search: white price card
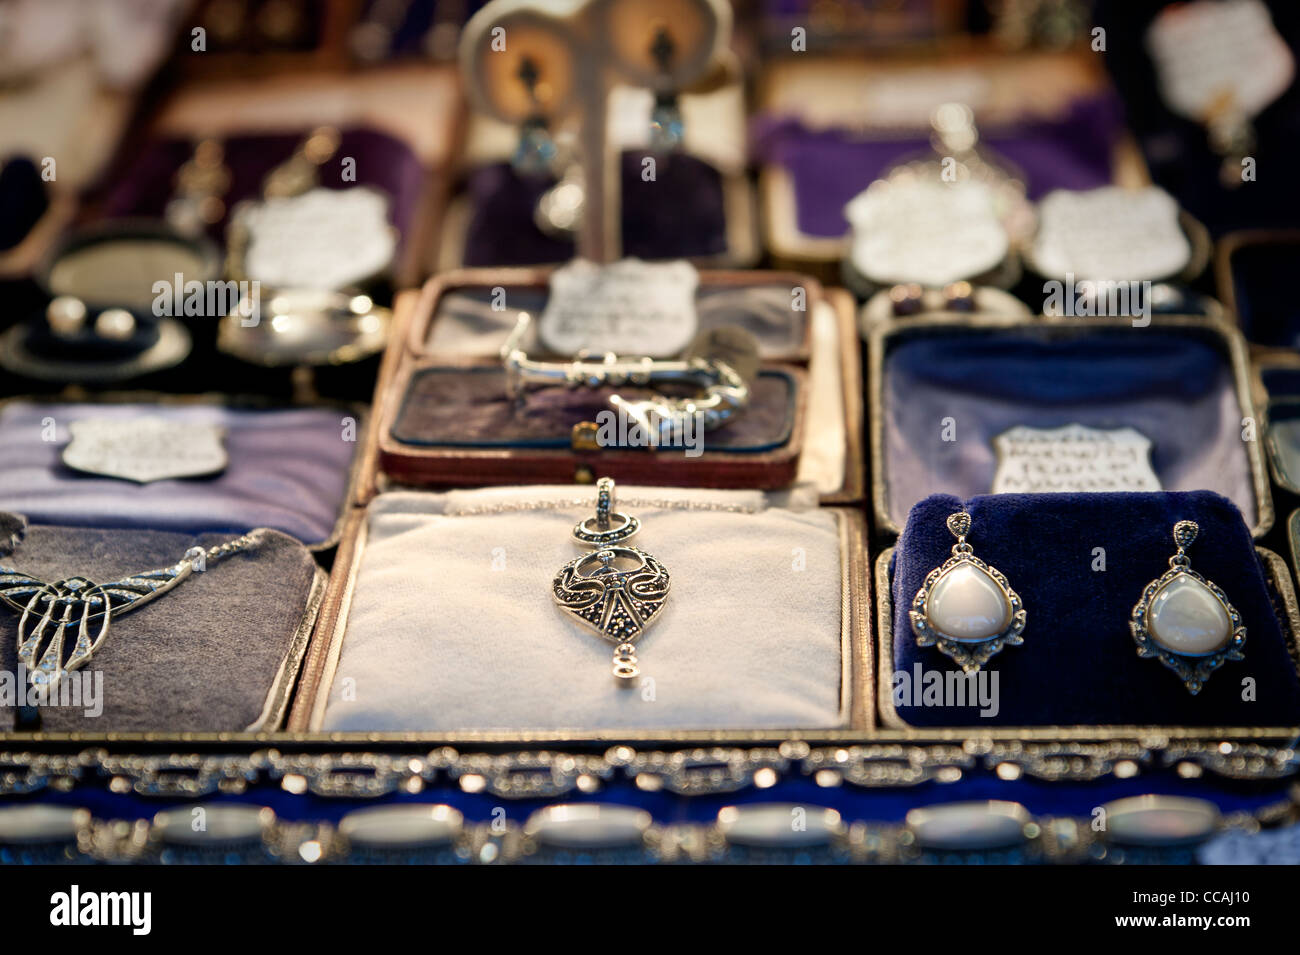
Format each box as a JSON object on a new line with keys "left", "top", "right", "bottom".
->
{"left": 846, "top": 179, "right": 1009, "bottom": 287}
{"left": 240, "top": 186, "right": 396, "bottom": 290}
{"left": 992, "top": 424, "right": 1161, "bottom": 494}
{"left": 539, "top": 258, "right": 700, "bottom": 358}
{"left": 1146, "top": 0, "right": 1294, "bottom": 121}
{"left": 1031, "top": 186, "right": 1191, "bottom": 281}
{"left": 63, "top": 417, "right": 227, "bottom": 483}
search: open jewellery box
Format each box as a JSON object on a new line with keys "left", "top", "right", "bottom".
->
{"left": 288, "top": 485, "right": 873, "bottom": 738}
{"left": 752, "top": 48, "right": 1148, "bottom": 280}
{"left": 876, "top": 490, "right": 1300, "bottom": 735}
{"left": 368, "top": 267, "right": 864, "bottom": 502}
{"left": 868, "top": 312, "right": 1300, "bottom": 740}
{"left": 1216, "top": 229, "right": 1300, "bottom": 357}
{"left": 441, "top": 81, "right": 758, "bottom": 270}
{"left": 96, "top": 65, "right": 465, "bottom": 289}
{"left": 868, "top": 313, "right": 1273, "bottom": 539}
{"left": 0, "top": 393, "right": 371, "bottom": 734}
{"left": 0, "top": 393, "right": 369, "bottom": 555}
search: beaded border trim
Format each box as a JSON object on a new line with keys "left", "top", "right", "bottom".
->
{"left": 2, "top": 738, "right": 1295, "bottom": 800}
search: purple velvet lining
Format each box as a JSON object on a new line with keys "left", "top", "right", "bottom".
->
{"left": 461, "top": 152, "right": 729, "bottom": 266}
{"left": 100, "top": 127, "right": 425, "bottom": 250}
{"left": 391, "top": 367, "right": 795, "bottom": 451}
{"left": 0, "top": 402, "right": 356, "bottom": 545}
{"left": 881, "top": 326, "right": 1258, "bottom": 530}
{"left": 751, "top": 93, "right": 1125, "bottom": 238}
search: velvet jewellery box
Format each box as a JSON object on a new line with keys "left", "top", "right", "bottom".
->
{"left": 753, "top": 48, "right": 1148, "bottom": 280}
{"left": 0, "top": 394, "right": 367, "bottom": 734}
{"left": 441, "top": 79, "right": 757, "bottom": 270}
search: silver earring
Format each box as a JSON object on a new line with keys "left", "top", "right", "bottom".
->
{"left": 512, "top": 55, "right": 557, "bottom": 176}
{"left": 552, "top": 478, "right": 671, "bottom": 683}
{"left": 1131, "top": 520, "right": 1245, "bottom": 694}
{"left": 648, "top": 27, "right": 685, "bottom": 152}
{"left": 909, "top": 511, "right": 1026, "bottom": 672}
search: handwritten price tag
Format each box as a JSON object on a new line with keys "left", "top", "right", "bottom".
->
{"left": 1146, "top": 0, "right": 1294, "bottom": 121}
{"left": 992, "top": 424, "right": 1160, "bottom": 494}
{"left": 846, "top": 179, "right": 1008, "bottom": 287}
{"left": 539, "top": 258, "right": 699, "bottom": 357}
{"left": 63, "top": 418, "right": 227, "bottom": 483}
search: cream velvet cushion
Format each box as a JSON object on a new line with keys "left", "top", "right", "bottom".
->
{"left": 319, "top": 486, "right": 847, "bottom": 732}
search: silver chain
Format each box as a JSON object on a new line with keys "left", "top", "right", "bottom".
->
{"left": 195, "top": 531, "right": 263, "bottom": 565}
{"left": 446, "top": 497, "right": 761, "bottom": 517}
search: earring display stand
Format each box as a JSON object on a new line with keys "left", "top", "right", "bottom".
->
{"left": 459, "top": 0, "right": 732, "bottom": 263}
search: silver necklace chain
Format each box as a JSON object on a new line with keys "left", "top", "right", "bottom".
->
{"left": 445, "top": 497, "right": 761, "bottom": 517}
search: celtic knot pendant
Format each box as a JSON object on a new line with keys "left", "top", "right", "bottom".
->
{"left": 552, "top": 478, "right": 670, "bottom": 683}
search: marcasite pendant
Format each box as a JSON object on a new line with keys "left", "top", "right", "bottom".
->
{"left": 909, "top": 511, "right": 1027, "bottom": 672}
{"left": 552, "top": 478, "right": 670, "bottom": 682}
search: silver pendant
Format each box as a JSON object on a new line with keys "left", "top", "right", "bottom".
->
{"left": 552, "top": 478, "right": 670, "bottom": 683}
{"left": 1130, "top": 520, "right": 1245, "bottom": 694}
{"left": 909, "top": 511, "right": 1026, "bottom": 672}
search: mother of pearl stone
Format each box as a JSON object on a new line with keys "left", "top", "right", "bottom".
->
{"left": 1148, "top": 575, "right": 1232, "bottom": 656}
{"left": 925, "top": 562, "right": 1011, "bottom": 642}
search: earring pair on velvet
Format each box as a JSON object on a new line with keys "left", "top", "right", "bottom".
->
{"left": 909, "top": 513, "right": 1245, "bottom": 694}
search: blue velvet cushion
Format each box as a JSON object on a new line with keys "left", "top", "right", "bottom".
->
{"left": 889, "top": 491, "right": 1300, "bottom": 727}
{"left": 881, "top": 326, "right": 1258, "bottom": 530}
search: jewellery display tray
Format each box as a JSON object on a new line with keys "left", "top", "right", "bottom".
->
{"left": 96, "top": 64, "right": 465, "bottom": 286}
{"left": 752, "top": 49, "right": 1142, "bottom": 275}
{"left": 879, "top": 491, "right": 1300, "bottom": 732}
{"left": 369, "top": 269, "right": 864, "bottom": 498}
{"left": 869, "top": 313, "right": 1274, "bottom": 538}
{"left": 441, "top": 80, "right": 756, "bottom": 270}
{"left": 288, "top": 487, "right": 872, "bottom": 735}
{"left": 0, "top": 513, "right": 325, "bottom": 735}
{"left": 0, "top": 393, "right": 368, "bottom": 553}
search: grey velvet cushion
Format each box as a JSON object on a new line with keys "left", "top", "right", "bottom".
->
{"left": 0, "top": 513, "right": 320, "bottom": 733}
